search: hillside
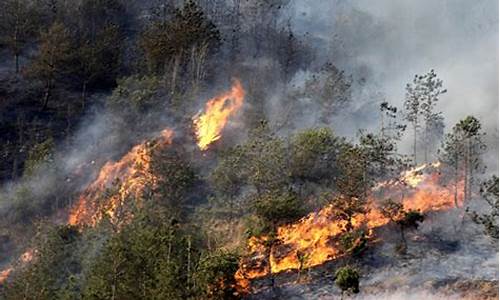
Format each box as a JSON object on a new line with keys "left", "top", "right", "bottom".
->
{"left": 0, "top": 1, "right": 498, "bottom": 299}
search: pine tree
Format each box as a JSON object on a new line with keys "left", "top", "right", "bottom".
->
{"left": 29, "top": 22, "right": 74, "bottom": 110}
{"left": 404, "top": 69, "right": 446, "bottom": 164}
{"left": 439, "top": 116, "right": 487, "bottom": 205}
{"left": 0, "top": 0, "right": 40, "bottom": 73}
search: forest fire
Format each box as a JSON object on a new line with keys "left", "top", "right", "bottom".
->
{"left": 236, "top": 163, "right": 462, "bottom": 286}
{"left": 193, "top": 79, "right": 245, "bottom": 150}
{"left": 68, "top": 129, "right": 174, "bottom": 227}
{"left": 69, "top": 80, "right": 245, "bottom": 227}
{"left": 0, "top": 249, "right": 33, "bottom": 284}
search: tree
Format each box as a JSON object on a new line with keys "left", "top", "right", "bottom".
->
{"left": 276, "top": 22, "right": 310, "bottom": 84}
{"left": 336, "top": 144, "right": 369, "bottom": 200}
{"left": 331, "top": 195, "right": 365, "bottom": 233}
{"left": 289, "top": 128, "right": 340, "bottom": 186}
{"left": 2, "top": 224, "right": 81, "bottom": 300}
{"left": 140, "top": 0, "right": 220, "bottom": 93}
{"left": 404, "top": 70, "right": 446, "bottom": 164}
{"left": 252, "top": 189, "right": 304, "bottom": 291}
{"left": 195, "top": 249, "right": 240, "bottom": 299}
{"left": 303, "top": 63, "right": 352, "bottom": 124}
{"left": 468, "top": 175, "right": 499, "bottom": 240}
{"left": 150, "top": 146, "right": 197, "bottom": 216}
{"left": 439, "top": 116, "right": 487, "bottom": 204}
{"left": 23, "top": 136, "right": 54, "bottom": 177}
{"left": 253, "top": 190, "right": 304, "bottom": 231}
{"left": 418, "top": 70, "right": 446, "bottom": 163}
{"left": 241, "top": 122, "right": 290, "bottom": 195}
{"left": 75, "top": 24, "right": 123, "bottom": 108}
{"left": 335, "top": 267, "right": 359, "bottom": 295}
{"left": 0, "top": 0, "right": 39, "bottom": 73}
{"left": 359, "top": 132, "right": 399, "bottom": 180}
{"left": 379, "top": 101, "right": 406, "bottom": 140}
{"left": 83, "top": 207, "right": 202, "bottom": 300}
{"left": 29, "top": 22, "right": 74, "bottom": 110}
{"left": 381, "top": 199, "right": 424, "bottom": 253}
{"left": 420, "top": 112, "right": 445, "bottom": 162}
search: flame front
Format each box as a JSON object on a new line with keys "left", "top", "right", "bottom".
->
{"left": 68, "top": 129, "right": 174, "bottom": 227}
{"left": 236, "top": 163, "right": 462, "bottom": 285}
{"left": 193, "top": 80, "right": 245, "bottom": 150}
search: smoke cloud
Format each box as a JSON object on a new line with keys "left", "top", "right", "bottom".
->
{"left": 289, "top": 0, "right": 498, "bottom": 166}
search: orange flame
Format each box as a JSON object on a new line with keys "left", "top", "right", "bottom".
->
{"left": 193, "top": 80, "right": 245, "bottom": 150}
{"left": 68, "top": 129, "right": 174, "bottom": 227}
{"left": 0, "top": 249, "right": 34, "bottom": 284}
{"left": 236, "top": 163, "right": 462, "bottom": 288}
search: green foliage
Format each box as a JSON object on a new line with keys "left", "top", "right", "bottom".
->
{"left": 196, "top": 249, "right": 240, "bottom": 299}
{"left": 75, "top": 23, "right": 123, "bottom": 94}
{"left": 2, "top": 224, "right": 81, "bottom": 300}
{"left": 243, "top": 123, "right": 290, "bottom": 193}
{"left": 339, "top": 229, "right": 367, "bottom": 256}
{"left": 0, "top": 0, "right": 41, "bottom": 72}
{"left": 335, "top": 144, "right": 368, "bottom": 199}
{"left": 243, "top": 215, "right": 270, "bottom": 238}
{"left": 289, "top": 127, "right": 339, "bottom": 183}
{"left": 150, "top": 146, "right": 197, "bottom": 215}
{"left": 253, "top": 190, "right": 304, "bottom": 229}
{"left": 29, "top": 21, "right": 74, "bottom": 109}
{"left": 23, "top": 137, "right": 54, "bottom": 177}
{"left": 210, "top": 146, "right": 247, "bottom": 198}
{"left": 82, "top": 208, "right": 202, "bottom": 300}
{"left": 140, "top": 0, "right": 220, "bottom": 76}
{"left": 303, "top": 63, "right": 352, "bottom": 124}
{"left": 210, "top": 121, "right": 290, "bottom": 198}
{"left": 335, "top": 267, "right": 360, "bottom": 294}
{"left": 404, "top": 69, "right": 446, "bottom": 164}
{"left": 108, "top": 75, "right": 164, "bottom": 113}
{"left": 439, "top": 115, "right": 487, "bottom": 203}
{"left": 381, "top": 199, "right": 424, "bottom": 253}
{"left": 469, "top": 175, "right": 499, "bottom": 240}
{"left": 331, "top": 195, "right": 366, "bottom": 232}
{"left": 359, "top": 132, "right": 400, "bottom": 179}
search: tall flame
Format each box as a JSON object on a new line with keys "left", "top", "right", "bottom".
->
{"left": 193, "top": 79, "right": 245, "bottom": 150}
{"left": 236, "top": 163, "right": 463, "bottom": 287}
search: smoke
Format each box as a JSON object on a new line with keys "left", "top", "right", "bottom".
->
{"left": 287, "top": 0, "right": 498, "bottom": 166}
{"left": 354, "top": 290, "right": 464, "bottom": 300}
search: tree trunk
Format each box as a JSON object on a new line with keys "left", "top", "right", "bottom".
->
{"left": 15, "top": 53, "right": 20, "bottom": 74}
{"left": 81, "top": 81, "right": 88, "bottom": 110}
{"left": 42, "top": 81, "right": 52, "bottom": 110}
{"left": 413, "top": 123, "right": 417, "bottom": 166}
{"left": 454, "top": 155, "right": 459, "bottom": 207}
{"left": 170, "top": 53, "right": 181, "bottom": 95}
{"left": 423, "top": 122, "right": 428, "bottom": 163}
{"left": 399, "top": 225, "right": 407, "bottom": 253}
{"left": 187, "top": 235, "right": 191, "bottom": 287}
{"left": 463, "top": 138, "right": 469, "bottom": 204}
{"left": 467, "top": 138, "right": 473, "bottom": 201}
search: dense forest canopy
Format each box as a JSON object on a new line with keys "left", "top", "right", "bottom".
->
{"left": 0, "top": 0, "right": 497, "bottom": 299}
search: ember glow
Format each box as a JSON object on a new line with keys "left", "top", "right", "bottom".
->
{"left": 68, "top": 129, "right": 174, "bottom": 227}
{"left": 0, "top": 249, "right": 34, "bottom": 284}
{"left": 193, "top": 79, "right": 245, "bottom": 150}
{"left": 236, "top": 163, "right": 462, "bottom": 284}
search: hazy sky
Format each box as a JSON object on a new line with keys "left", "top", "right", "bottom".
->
{"left": 289, "top": 0, "right": 498, "bottom": 163}
{"left": 290, "top": 0, "right": 498, "bottom": 127}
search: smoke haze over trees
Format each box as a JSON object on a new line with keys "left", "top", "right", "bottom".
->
{"left": 0, "top": 0, "right": 497, "bottom": 299}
